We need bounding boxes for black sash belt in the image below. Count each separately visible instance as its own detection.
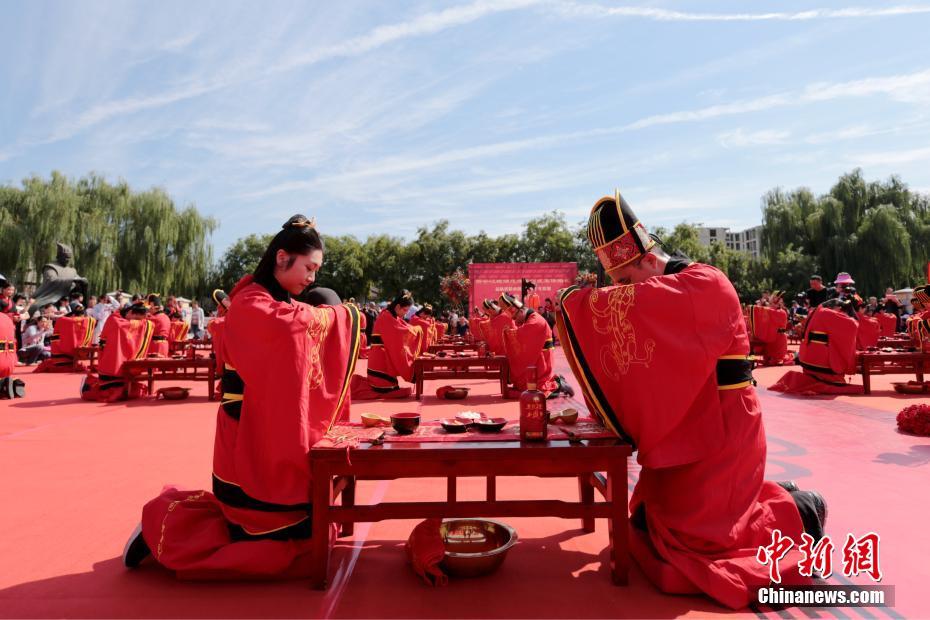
[543,339,555,350]
[370,334,384,345]
[152,335,168,341]
[221,368,244,421]
[807,332,828,344]
[212,474,312,513]
[716,358,755,389]
[0,342,14,352]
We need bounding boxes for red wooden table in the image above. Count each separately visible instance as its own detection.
[309,433,632,589]
[876,336,914,350]
[413,355,509,399]
[426,342,482,354]
[857,351,930,394]
[73,345,100,371]
[121,357,217,400]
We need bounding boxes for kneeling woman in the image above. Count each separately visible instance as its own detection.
[124,215,362,579]
[352,291,425,399]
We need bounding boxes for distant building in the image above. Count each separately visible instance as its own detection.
[695,224,763,258]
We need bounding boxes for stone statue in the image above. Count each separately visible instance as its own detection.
[28,243,89,316]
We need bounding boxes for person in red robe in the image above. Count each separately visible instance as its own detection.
[0,311,16,380]
[410,304,437,350]
[484,298,514,355]
[81,304,154,402]
[905,285,930,351]
[207,289,231,399]
[124,214,361,578]
[499,292,574,399]
[749,293,793,366]
[770,300,861,394]
[556,191,824,609]
[146,297,171,357]
[875,309,898,338]
[350,291,424,400]
[34,305,97,372]
[474,300,495,343]
[523,281,541,312]
[857,310,881,350]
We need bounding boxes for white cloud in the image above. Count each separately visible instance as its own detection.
[717,128,790,148]
[854,146,930,166]
[550,2,930,22]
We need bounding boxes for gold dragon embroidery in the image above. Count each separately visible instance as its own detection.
[305,309,333,391]
[588,286,655,380]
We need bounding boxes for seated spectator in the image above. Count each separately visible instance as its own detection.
[18,317,53,365]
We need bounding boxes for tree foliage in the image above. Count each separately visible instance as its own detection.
[0,172,216,297]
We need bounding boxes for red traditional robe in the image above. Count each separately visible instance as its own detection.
[486,312,514,355]
[170,319,188,343]
[148,312,172,357]
[525,292,541,311]
[0,313,15,379]
[81,315,154,402]
[502,310,558,397]
[906,311,930,352]
[410,315,436,351]
[139,274,361,579]
[35,315,97,372]
[473,316,490,343]
[876,311,898,338]
[435,321,447,339]
[857,313,881,350]
[747,305,791,366]
[352,309,424,400]
[556,263,807,609]
[770,307,861,395]
[357,311,369,359]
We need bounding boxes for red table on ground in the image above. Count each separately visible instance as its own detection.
[413,355,509,399]
[121,357,217,400]
[309,435,632,589]
[857,350,930,394]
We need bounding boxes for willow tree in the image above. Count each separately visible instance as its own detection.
[0,172,216,297]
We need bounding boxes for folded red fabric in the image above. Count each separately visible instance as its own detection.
[405,518,448,586]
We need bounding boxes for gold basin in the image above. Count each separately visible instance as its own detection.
[439,519,518,578]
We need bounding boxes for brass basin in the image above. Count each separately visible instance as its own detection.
[439,519,518,578]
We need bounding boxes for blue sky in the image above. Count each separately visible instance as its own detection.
[2,1,930,253]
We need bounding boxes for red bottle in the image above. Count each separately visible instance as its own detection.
[519,366,548,441]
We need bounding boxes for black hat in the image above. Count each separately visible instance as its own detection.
[212,289,228,306]
[300,287,342,307]
[499,292,523,309]
[482,298,499,311]
[587,190,655,277]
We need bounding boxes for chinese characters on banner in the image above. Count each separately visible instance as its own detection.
[756,530,882,583]
[468,262,578,314]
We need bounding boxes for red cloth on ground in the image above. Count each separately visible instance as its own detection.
[405,518,448,586]
[876,311,898,337]
[486,312,514,355]
[770,306,861,395]
[556,263,807,609]
[0,313,16,379]
[857,313,881,350]
[35,315,96,372]
[502,310,558,395]
[81,315,154,402]
[148,312,171,357]
[355,309,423,398]
[139,275,361,579]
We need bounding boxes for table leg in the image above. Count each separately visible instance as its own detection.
[606,462,630,585]
[499,363,508,396]
[310,462,333,590]
[486,476,496,501]
[416,369,423,400]
[578,474,595,533]
[148,369,154,395]
[447,477,457,502]
[862,364,871,395]
[340,476,356,537]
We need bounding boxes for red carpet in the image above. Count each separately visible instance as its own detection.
[0,353,922,618]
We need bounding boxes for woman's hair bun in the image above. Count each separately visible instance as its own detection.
[283,214,316,230]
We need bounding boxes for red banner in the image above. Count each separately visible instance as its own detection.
[468,262,578,314]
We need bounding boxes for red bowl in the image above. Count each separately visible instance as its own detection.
[390,412,421,435]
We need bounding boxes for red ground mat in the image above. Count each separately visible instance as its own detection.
[0,353,923,618]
